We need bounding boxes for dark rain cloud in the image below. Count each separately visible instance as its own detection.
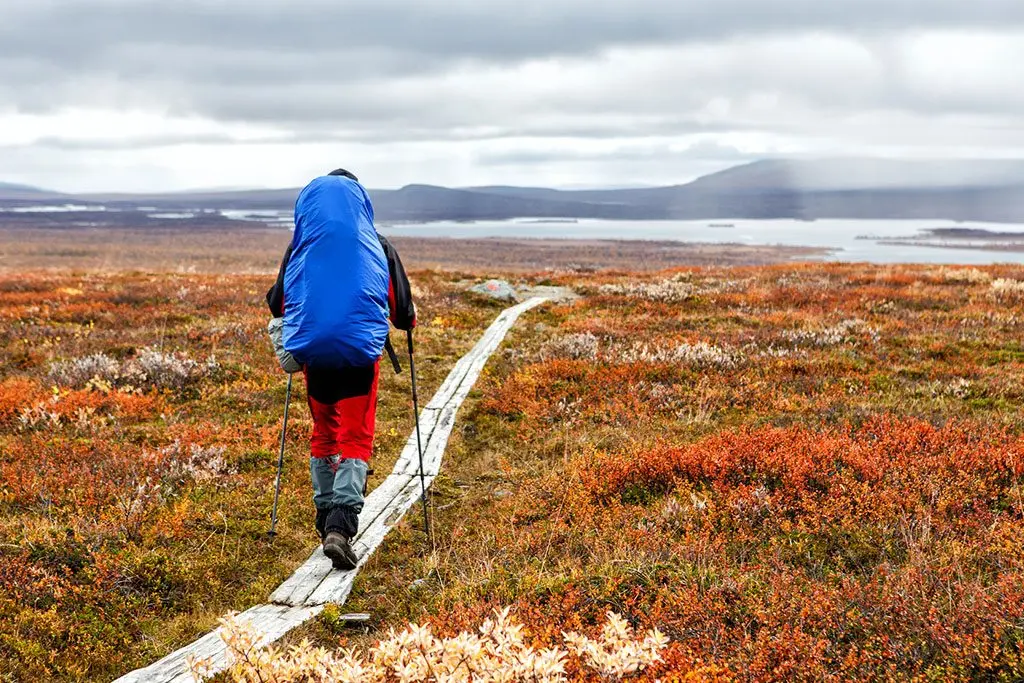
[3,1,1024,121]
[5,0,1024,67]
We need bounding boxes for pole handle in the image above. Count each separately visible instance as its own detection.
[384,337,402,374]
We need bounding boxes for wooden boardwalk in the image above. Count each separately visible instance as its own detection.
[113,297,548,683]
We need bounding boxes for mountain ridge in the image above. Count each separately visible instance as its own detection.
[4,159,1024,223]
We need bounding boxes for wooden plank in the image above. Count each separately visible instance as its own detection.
[390,407,441,474]
[393,408,452,477]
[113,603,324,683]
[114,297,548,683]
[423,351,476,410]
[304,566,358,609]
[169,605,323,683]
[271,474,416,606]
[304,476,423,605]
[268,547,332,606]
[394,298,545,479]
[358,474,419,532]
[306,301,547,606]
[423,308,516,411]
[424,330,493,409]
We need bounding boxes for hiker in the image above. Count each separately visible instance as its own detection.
[266,169,416,570]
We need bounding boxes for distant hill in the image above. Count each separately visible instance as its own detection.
[682,159,1024,191]
[0,182,46,193]
[3,159,1024,222]
[0,182,71,201]
[83,188,301,209]
[370,185,661,221]
[451,160,1024,222]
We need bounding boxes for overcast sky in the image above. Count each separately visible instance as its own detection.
[2,0,1024,192]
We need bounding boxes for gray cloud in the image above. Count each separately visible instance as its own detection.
[478,140,759,167]
[10,119,744,151]
[25,133,247,151]
[3,2,1024,94]
[2,0,1024,191]
[5,1,1024,66]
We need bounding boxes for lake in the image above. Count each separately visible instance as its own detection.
[377,218,1024,265]
[9,204,1024,264]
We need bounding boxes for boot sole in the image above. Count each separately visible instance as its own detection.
[323,541,358,571]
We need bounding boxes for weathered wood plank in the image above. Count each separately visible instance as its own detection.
[114,603,324,683]
[113,297,547,683]
[390,406,442,477]
[423,308,517,411]
[393,298,545,479]
[305,299,546,606]
[268,547,332,606]
[305,476,427,605]
[424,342,486,410]
[271,474,416,606]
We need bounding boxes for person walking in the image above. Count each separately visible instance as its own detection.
[266,168,415,570]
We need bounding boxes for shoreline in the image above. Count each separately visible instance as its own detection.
[0,225,830,273]
[877,240,1024,254]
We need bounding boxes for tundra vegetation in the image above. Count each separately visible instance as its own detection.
[3,262,1024,681]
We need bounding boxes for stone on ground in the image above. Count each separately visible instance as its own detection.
[469,279,577,303]
[469,279,518,301]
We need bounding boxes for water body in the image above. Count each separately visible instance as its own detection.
[378,218,1024,265]
[147,212,196,220]
[4,204,108,213]
[219,209,294,228]
[6,202,1024,264]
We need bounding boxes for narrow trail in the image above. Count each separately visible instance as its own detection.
[114,297,549,683]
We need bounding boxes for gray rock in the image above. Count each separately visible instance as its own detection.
[467,280,579,304]
[518,285,579,303]
[469,279,518,301]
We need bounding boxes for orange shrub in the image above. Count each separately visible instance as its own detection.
[580,417,1024,518]
[0,376,42,424]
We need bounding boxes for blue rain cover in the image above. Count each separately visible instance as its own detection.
[282,175,389,369]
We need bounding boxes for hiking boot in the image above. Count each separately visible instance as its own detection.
[326,504,360,540]
[322,531,358,570]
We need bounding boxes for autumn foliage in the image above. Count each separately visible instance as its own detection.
[569,419,1024,679]
[6,262,1024,681]
[349,263,1024,682]
[193,608,668,682]
[0,270,500,681]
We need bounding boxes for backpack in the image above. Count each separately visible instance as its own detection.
[282,175,389,369]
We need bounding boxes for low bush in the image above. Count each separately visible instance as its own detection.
[191,609,668,682]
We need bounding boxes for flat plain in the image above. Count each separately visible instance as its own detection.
[3,225,1024,681]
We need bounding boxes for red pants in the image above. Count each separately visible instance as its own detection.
[305,361,380,461]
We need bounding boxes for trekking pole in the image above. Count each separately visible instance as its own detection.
[406,329,431,540]
[268,373,294,538]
